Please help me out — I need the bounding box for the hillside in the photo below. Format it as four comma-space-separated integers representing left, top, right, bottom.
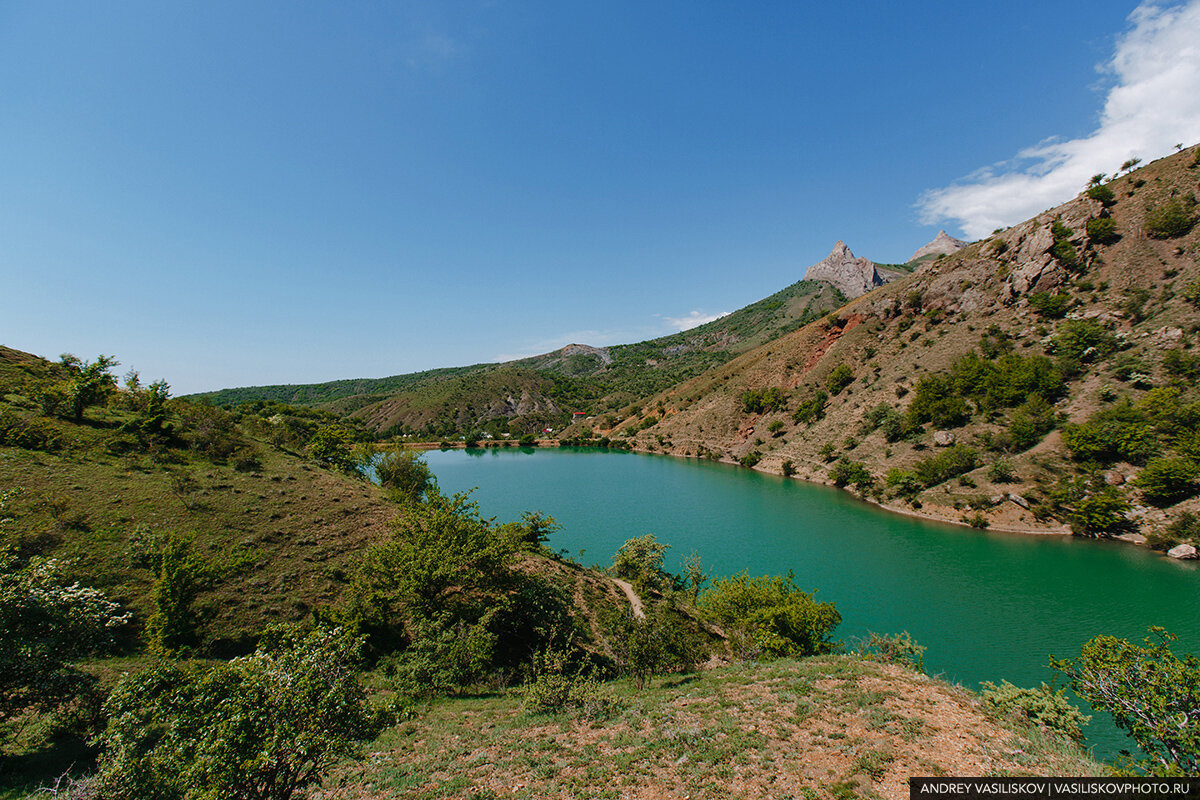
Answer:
576, 144, 1200, 545
190, 276, 848, 438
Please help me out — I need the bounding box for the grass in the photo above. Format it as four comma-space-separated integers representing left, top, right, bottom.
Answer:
316, 655, 1105, 800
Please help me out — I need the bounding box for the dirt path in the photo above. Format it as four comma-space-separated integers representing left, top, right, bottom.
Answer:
611, 578, 645, 619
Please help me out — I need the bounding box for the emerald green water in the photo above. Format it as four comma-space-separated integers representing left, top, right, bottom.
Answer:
420, 447, 1199, 759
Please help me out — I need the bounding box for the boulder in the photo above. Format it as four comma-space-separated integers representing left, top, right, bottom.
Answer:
1105, 470, 1125, 486
1167, 544, 1198, 560
1008, 494, 1030, 509
933, 430, 955, 447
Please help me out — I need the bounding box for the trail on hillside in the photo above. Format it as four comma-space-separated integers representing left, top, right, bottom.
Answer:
611, 578, 645, 619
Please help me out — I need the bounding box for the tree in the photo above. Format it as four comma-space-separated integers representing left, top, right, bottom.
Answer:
63, 354, 118, 421
145, 533, 216, 655
699, 572, 840, 659
373, 448, 433, 504
0, 556, 128, 744
96, 626, 376, 800
1052, 628, 1200, 775
610, 533, 670, 592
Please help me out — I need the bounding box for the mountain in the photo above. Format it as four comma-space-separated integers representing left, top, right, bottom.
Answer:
802, 240, 888, 299
909, 230, 968, 262
571, 144, 1200, 543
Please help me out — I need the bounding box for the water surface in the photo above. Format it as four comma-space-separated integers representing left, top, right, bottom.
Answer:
420, 446, 1199, 757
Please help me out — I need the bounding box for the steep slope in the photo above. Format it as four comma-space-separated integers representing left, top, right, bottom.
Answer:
580, 145, 1200, 542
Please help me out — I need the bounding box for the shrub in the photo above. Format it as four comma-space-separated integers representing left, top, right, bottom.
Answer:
988, 459, 1016, 483
914, 445, 978, 487
518, 433, 537, 446
1067, 488, 1131, 537
781, 459, 796, 478
96, 626, 376, 800
1, 556, 128, 741
1133, 457, 1200, 506
610, 533, 670, 592
857, 631, 925, 671
1052, 628, 1200, 775
1145, 199, 1197, 239
1061, 401, 1157, 465
1163, 349, 1200, 382
1028, 292, 1071, 318
145, 533, 217, 656
699, 572, 840, 659
979, 680, 1089, 741
739, 450, 763, 468
603, 606, 704, 690
828, 458, 873, 491
1050, 220, 1081, 270
791, 390, 828, 424
826, 364, 854, 395
1050, 319, 1119, 365
861, 403, 906, 442
907, 375, 971, 429
374, 448, 433, 504
1085, 184, 1116, 206
741, 387, 788, 414
523, 647, 621, 720
885, 468, 922, 501
768, 419, 785, 436
1085, 216, 1120, 244
385, 611, 498, 697
1006, 395, 1057, 452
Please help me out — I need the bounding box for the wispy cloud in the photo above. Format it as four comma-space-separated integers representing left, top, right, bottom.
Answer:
662, 310, 730, 332
918, 0, 1200, 240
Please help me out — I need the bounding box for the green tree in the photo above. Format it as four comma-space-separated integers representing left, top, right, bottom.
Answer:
699, 572, 840, 659
307, 425, 359, 474
0, 556, 128, 744
145, 533, 216, 656
373, 448, 433, 504
1052, 628, 1200, 775
1133, 457, 1200, 506
63, 354, 118, 422
603, 606, 703, 690
96, 626, 376, 800
610, 533, 670, 592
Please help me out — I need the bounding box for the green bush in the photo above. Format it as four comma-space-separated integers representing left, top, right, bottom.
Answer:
374, 448, 433, 504
1061, 401, 1157, 464
1133, 457, 1200, 506
828, 458, 873, 491
739, 450, 763, 468
523, 647, 621, 720
1050, 319, 1119, 366
825, 364, 854, 395
1067, 488, 1131, 537
1, 556, 128, 745
1163, 349, 1200, 382
1006, 395, 1058, 452
96, 626, 376, 800
1028, 292, 1072, 318
857, 631, 925, 671
1085, 184, 1116, 206
384, 612, 498, 697
781, 459, 796, 478
1146, 512, 1200, 551
861, 403, 906, 442
988, 459, 1016, 483
791, 390, 828, 424
145, 533, 217, 656
914, 445, 978, 487
603, 606, 704, 690
1050, 220, 1081, 270
740, 387, 788, 414
699, 572, 840, 659
1145, 199, 1197, 239
907, 375, 972, 428
979, 680, 1089, 741
610, 533, 671, 592
1085, 216, 1120, 244
885, 468, 922, 501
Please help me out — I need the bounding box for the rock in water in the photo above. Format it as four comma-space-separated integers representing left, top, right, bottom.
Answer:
804, 241, 884, 299
1167, 544, 1198, 560
910, 230, 967, 262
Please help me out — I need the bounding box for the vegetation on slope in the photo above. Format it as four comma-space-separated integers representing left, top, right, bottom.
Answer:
602, 144, 1200, 544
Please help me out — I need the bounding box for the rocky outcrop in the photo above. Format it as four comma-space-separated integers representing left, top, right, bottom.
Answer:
910, 230, 967, 262
1167, 544, 1198, 560
803, 242, 883, 300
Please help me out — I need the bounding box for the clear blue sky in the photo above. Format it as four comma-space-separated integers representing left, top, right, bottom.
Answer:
4, 1, 1198, 394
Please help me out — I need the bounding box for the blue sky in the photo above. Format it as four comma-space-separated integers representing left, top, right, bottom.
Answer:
3, 1, 1199, 394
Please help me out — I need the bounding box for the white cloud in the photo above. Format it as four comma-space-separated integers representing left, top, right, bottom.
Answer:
918, 0, 1200, 240
662, 310, 730, 331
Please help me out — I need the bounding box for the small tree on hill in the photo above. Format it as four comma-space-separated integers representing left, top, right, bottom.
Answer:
1052, 628, 1200, 775
61, 354, 118, 422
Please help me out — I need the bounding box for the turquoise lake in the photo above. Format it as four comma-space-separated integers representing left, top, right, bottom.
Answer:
416, 446, 1199, 759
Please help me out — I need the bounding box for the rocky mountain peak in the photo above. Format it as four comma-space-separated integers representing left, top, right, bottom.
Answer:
803, 241, 883, 299
909, 230, 967, 262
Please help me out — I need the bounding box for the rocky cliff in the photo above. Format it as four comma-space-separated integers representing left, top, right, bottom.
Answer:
803, 241, 884, 299
909, 230, 967, 262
